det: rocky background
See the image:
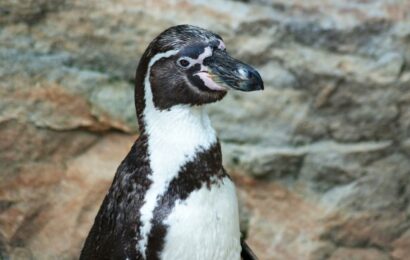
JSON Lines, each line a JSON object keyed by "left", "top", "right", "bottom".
{"left": 1, "top": 0, "right": 410, "bottom": 259}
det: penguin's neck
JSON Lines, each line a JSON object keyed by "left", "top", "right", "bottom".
{"left": 144, "top": 105, "right": 217, "bottom": 169}
{"left": 139, "top": 84, "right": 219, "bottom": 184}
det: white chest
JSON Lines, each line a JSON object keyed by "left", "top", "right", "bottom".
{"left": 160, "top": 177, "right": 241, "bottom": 260}
{"left": 137, "top": 106, "right": 219, "bottom": 255}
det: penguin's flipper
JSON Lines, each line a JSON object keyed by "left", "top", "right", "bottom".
{"left": 241, "top": 240, "right": 258, "bottom": 260}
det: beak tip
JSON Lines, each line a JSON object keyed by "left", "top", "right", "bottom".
{"left": 248, "top": 69, "right": 264, "bottom": 91}
{"left": 260, "top": 78, "right": 264, "bottom": 90}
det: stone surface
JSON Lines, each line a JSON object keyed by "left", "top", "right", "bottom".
{"left": 391, "top": 229, "right": 410, "bottom": 260}
{"left": 0, "top": 133, "right": 134, "bottom": 259}
{"left": 1, "top": 0, "right": 410, "bottom": 259}
{"left": 329, "top": 248, "right": 390, "bottom": 260}
{"left": 234, "top": 175, "right": 327, "bottom": 259}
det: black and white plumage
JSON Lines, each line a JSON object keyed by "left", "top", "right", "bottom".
{"left": 80, "top": 25, "right": 263, "bottom": 260}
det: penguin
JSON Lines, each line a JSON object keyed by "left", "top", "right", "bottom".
{"left": 80, "top": 24, "right": 263, "bottom": 260}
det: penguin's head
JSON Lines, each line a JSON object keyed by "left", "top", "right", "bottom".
{"left": 135, "top": 24, "right": 264, "bottom": 114}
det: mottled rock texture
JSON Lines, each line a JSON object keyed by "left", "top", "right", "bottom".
{"left": 1, "top": 0, "right": 410, "bottom": 259}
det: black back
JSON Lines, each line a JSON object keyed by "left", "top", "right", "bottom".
{"left": 80, "top": 136, "right": 151, "bottom": 259}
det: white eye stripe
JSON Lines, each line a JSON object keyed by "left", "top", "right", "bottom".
{"left": 148, "top": 49, "right": 180, "bottom": 69}
{"left": 217, "top": 40, "right": 226, "bottom": 50}
{"left": 138, "top": 48, "right": 179, "bottom": 258}
{"left": 178, "top": 46, "right": 213, "bottom": 68}
{"left": 155, "top": 45, "right": 220, "bottom": 70}
{"left": 197, "top": 46, "right": 213, "bottom": 61}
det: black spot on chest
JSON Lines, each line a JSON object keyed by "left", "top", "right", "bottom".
{"left": 145, "top": 142, "right": 228, "bottom": 259}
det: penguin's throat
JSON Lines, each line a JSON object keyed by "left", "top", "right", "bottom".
{"left": 143, "top": 105, "right": 217, "bottom": 149}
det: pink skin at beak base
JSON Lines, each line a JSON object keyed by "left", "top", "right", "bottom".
{"left": 195, "top": 72, "right": 226, "bottom": 91}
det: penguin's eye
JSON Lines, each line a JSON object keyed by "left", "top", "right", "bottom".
{"left": 177, "top": 58, "right": 191, "bottom": 68}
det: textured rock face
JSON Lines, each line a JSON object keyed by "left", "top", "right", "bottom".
{"left": 1, "top": 0, "right": 410, "bottom": 259}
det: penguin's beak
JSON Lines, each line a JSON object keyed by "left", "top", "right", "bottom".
{"left": 200, "top": 50, "right": 264, "bottom": 92}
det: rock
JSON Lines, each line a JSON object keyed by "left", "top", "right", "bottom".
{"left": 391, "top": 229, "right": 410, "bottom": 260}
{"left": 370, "top": 52, "right": 404, "bottom": 84}
{"left": 223, "top": 143, "right": 304, "bottom": 179}
{"left": 299, "top": 152, "right": 364, "bottom": 193}
{"left": 0, "top": 120, "right": 98, "bottom": 169}
{"left": 257, "top": 61, "right": 297, "bottom": 89}
{"left": 234, "top": 176, "right": 327, "bottom": 260}
{"left": 401, "top": 139, "right": 410, "bottom": 156}
{"left": 329, "top": 248, "right": 390, "bottom": 260}
{"left": 0, "top": 0, "right": 66, "bottom": 25}
{"left": 1, "top": 0, "right": 410, "bottom": 259}
{"left": 210, "top": 87, "right": 310, "bottom": 146}
{"left": 299, "top": 140, "right": 392, "bottom": 194}
{"left": 0, "top": 134, "right": 135, "bottom": 259}
{"left": 319, "top": 154, "right": 410, "bottom": 251}
{"left": 224, "top": 140, "right": 391, "bottom": 180}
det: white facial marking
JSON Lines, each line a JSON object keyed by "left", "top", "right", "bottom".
{"left": 196, "top": 72, "right": 226, "bottom": 91}
{"left": 160, "top": 177, "right": 241, "bottom": 260}
{"left": 192, "top": 46, "right": 226, "bottom": 91}
{"left": 218, "top": 39, "right": 226, "bottom": 50}
{"left": 179, "top": 46, "right": 213, "bottom": 69}
{"left": 196, "top": 46, "right": 213, "bottom": 63}
{"left": 137, "top": 50, "right": 218, "bottom": 258}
